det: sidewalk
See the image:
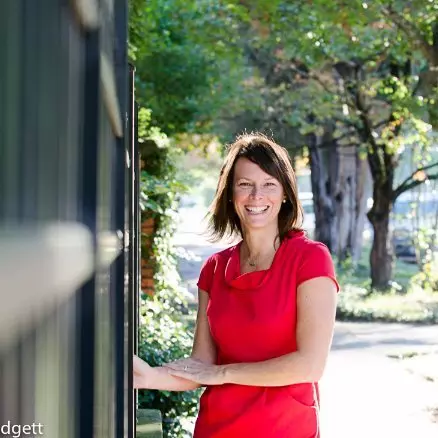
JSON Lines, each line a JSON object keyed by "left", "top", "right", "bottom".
{"left": 319, "top": 323, "right": 438, "bottom": 437}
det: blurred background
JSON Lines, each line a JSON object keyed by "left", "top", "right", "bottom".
{"left": 1, "top": 1, "right": 438, "bottom": 438}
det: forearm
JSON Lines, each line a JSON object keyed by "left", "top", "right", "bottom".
{"left": 222, "top": 351, "right": 322, "bottom": 387}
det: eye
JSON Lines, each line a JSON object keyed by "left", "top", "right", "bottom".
{"left": 265, "top": 182, "right": 276, "bottom": 186}
{"left": 238, "top": 182, "right": 251, "bottom": 187}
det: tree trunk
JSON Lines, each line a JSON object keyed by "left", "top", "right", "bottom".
{"left": 308, "top": 133, "right": 337, "bottom": 250}
{"left": 352, "top": 155, "right": 371, "bottom": 263}
{"left": 333, "top": 144, "right": 370, "bottom": 262}
{"left": 309, "top": 130, "right": 369, "bottom": 262}
{"left": 367, "top": 182, "right": 394, "bottom": 290}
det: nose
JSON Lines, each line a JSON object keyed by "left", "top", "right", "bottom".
{"left": 250, "top": 186, "right": 263, "bottom": 199}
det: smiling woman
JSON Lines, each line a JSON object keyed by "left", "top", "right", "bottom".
{"left": 134, "top": 133, "right": 339, "bottom": 438}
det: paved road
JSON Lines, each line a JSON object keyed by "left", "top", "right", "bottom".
{"left": 173, "top": 213, "right": 438, "bottom": 437}
{"left": 320, "top": 323, "right": 438, "bottom": 437}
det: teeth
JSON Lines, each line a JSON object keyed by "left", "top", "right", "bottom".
{"left": 246, "top": 206, "right": 268, "bottom": 213}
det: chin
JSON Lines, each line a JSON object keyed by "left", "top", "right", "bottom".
{"left": 242, "top": 217, "right": 276, "bottom": 231}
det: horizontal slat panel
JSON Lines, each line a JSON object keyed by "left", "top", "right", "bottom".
{"left": 0, "top": 223, "right": 93, "bottom": 348}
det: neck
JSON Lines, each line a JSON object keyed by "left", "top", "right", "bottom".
{"left": 242, "top": 225, "right": 280, "bottom": 258}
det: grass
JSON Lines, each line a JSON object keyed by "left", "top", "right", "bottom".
{"left": 336, "top": 241, "right": 438, "bottom": 324}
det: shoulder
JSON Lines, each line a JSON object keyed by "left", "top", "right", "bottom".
{"left": 284, "top": 231, "right": 339, "bottom": 291}
{"left": 284, "top": 230, "right": 331, "bottom": 261}
{"left": 199, "top": 242, "right": 239, "bottom": 274}
{"left": 197, "top": 243, "right": 239, "bottom": 294}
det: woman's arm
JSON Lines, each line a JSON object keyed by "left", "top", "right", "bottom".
{"left": 167, "top": 277, "right": 337, "bottom": 387}
{"left": 134, "top": 288, "right": 216, "bottom": 391}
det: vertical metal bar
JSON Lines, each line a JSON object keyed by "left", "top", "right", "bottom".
{"left": 20, "top": 0, "right": 40, "bottom": 221}
{"left": 134, "top": 101, "right": 140, "bottom": 362}
{"left": 112, "top": 130, "right": 127, "bottom": 438}
{"left": 113, "top": 1, "right": 128, "bottom": 437}
{"left": 76, "top": 27, "right": 100, "bottom": 438}
{"left": 0, "top": 0, "right": 22, "bottom": 222}
{"left": 128, "top": 64, "right": 138, "bottom": 438}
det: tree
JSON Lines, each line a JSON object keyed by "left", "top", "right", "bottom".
{"left": 230, "top": 0, "right": 438, "bottom": 289}
{"left": 131, "top": 0, "right": 438, "bottom": 288}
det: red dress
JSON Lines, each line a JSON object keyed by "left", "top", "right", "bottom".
{"left": 194, "top": 230, "right": 339, "bottom": 438}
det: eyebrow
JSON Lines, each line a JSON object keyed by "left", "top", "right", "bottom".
{"left": 236, "top": 177, "right": 276, "bottom": 181}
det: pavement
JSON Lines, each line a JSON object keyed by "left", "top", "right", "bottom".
{"left": 320, "top": 323, "right": 438, "bottom": 437}
{"left": 173, "top": 208, "right": 438, "bottom": 437}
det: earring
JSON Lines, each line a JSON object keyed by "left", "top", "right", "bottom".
{"left": 282, "top": 199, "right": 286, "bottom": 203}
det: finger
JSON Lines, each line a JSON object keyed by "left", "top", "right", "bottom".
{"left": 165, "top": 363, "right": 196, "bottom": 371}
{"left": 163, "top": 358, "right": 191, "bottom": 368}
{"left": 167, "top": 369, "right": 199, "bottom": 381}
{"left": 163, "top": 363, "right": 183, "bottom": 371}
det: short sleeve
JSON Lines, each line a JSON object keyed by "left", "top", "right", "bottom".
{"left": 197, "top": 255, "right": 217, "bottom": 294}
{"left": 296, "top": 243, "right": 340, "bottom": 292}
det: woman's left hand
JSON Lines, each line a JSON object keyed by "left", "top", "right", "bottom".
{"left": 164, "top": 358, "right": 226, "bottom": 386}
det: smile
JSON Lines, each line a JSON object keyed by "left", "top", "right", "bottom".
{"left": 245, "top": 206, "right": 269, "bottom": 214}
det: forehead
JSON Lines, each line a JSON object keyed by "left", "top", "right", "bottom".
{"left": 233, "top": 157, "right": 276, "bottom": 180}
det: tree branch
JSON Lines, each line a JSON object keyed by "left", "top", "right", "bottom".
{"left": 288, "top": 65, "right": 339, "bottom": 96}
{"left": 393, "top": 173, "right": 438, "bottom": 200}
{"left": 393, "top": 162, "right": 438, "bottom": 200}
{"left": 373, "top": 118, "right": 392, "bottom": 131}
{"left": 382, "top": 6, "right": 436, "bottom": 65}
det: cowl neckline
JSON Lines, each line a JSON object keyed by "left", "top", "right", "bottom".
{"left": 224, "top": 230, "right": 304, "bottom": 291}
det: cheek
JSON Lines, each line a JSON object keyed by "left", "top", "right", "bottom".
{"left": 270, "top": 192, "right": 284, "bottom": 207}
{"left": 233, "top": 191, "right": 247, "bottom": 205}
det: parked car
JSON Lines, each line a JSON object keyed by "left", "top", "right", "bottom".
{"left": 392, "top": 229, "right": 417, "bottom": 263}
{"left": 392, "top": 192, "right": 438, "bottom": 231}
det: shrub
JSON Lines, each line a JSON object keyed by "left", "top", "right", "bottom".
{"left": 137, "top": 107, "right": 199, "bottom": 437}
{"left": 138, "top": 289, "right": 200, "bottom": 438}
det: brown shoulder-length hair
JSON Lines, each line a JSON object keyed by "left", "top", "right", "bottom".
{"left": 207, "top": 133, "right": 303, "bottom": 243}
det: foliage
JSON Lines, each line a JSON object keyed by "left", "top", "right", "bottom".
{"left": 336, "top": 242, "right": 438, "bottom": 323}
{"left": 336, "top": 284, "right": 438, "bottom": 324}
{"left": 232, "top": 0, "right": 438, "bottom": 288}
{"left": 129, "top": 0, "right": 247, "bottom": 135}
{"left": 136, "top": 106, "right": 199, "bottom": 437}
{"left": 233, "top": 0, "right": 438, "bottom": 161}
{"left": 411, "top": 228, "right": 438, "bottom": 292}
{"left": 138, "top": 108, "right": 186, "bottom": 218}
{"left": 138, "top": 296, "right": 200, "bottom": 438}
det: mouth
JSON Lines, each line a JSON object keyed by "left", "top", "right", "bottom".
{"left": 244, "top": 205, "right": 269, "bottom": 215}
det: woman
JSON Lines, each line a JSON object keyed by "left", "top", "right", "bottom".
{"left": 134, "top": 133, "right": 339, "bottom": 437}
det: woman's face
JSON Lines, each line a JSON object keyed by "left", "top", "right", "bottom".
{"left": 232, "top": 157, "right": 284, "bottom": 232}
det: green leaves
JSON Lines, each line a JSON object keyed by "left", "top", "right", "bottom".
{"left": 130, "top": 0, "right": 247, "bottom": 135}
{"left": 138, "top": 289, "right": 199, "bottom": 436}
